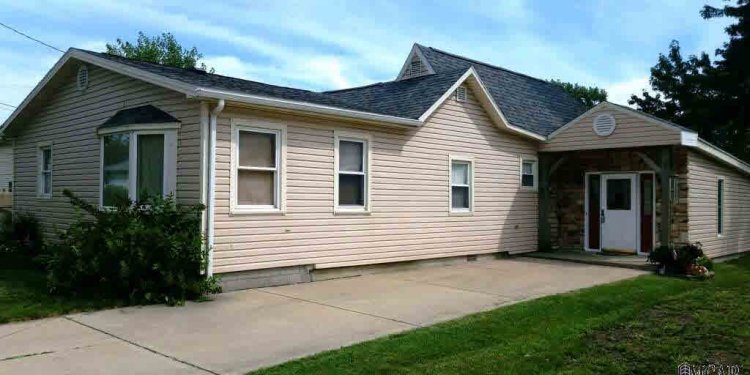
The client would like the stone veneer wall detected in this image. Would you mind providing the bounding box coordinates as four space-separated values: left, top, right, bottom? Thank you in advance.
548 147 688 250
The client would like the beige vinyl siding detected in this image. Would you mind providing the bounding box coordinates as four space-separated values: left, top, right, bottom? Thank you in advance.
212 87 538 274
687 150 750 258
13 64 201 238
542 106 682 152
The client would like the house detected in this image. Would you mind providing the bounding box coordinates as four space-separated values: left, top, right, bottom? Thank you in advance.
1 43 748 290
0 140 12 209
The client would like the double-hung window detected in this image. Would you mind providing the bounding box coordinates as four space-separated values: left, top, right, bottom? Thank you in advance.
717 177 724 236
450 157 473 213
232 121 285 214
520 156 538 191
335 133 370 213
101 130 177 206
38 144 52 198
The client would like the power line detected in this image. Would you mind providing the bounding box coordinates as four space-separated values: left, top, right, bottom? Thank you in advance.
0 21 64 53
0 102 17 109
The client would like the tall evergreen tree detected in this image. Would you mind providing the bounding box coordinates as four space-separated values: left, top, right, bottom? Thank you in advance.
629 0 749 161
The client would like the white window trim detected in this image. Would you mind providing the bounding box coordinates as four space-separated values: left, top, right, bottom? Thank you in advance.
230 119 287 215
449 155 474 215
717 176 725 237
334 130 372 215
519 155 538 191
99 128 178 207
37 142 52 199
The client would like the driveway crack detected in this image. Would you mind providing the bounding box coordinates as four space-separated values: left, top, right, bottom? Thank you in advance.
255 289 420 328
64 316 219 375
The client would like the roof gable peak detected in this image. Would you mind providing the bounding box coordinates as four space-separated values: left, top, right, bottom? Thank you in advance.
395 43 435 81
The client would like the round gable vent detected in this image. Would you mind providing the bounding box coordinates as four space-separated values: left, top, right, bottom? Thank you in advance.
76 65 89 91
593 113 616 136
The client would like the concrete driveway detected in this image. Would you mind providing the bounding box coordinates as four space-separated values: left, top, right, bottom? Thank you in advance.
0 257 644 374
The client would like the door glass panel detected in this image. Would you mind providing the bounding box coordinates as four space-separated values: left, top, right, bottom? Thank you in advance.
606 178 631 210
137 134 165 200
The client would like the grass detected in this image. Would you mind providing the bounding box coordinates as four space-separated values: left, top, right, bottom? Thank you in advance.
0 254 119 324
254 256 750 374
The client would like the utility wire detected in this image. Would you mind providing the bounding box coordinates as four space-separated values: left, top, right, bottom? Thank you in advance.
0 21 65 53
0 102 17 109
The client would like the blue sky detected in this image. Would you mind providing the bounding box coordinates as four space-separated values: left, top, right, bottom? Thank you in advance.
0 0 732 122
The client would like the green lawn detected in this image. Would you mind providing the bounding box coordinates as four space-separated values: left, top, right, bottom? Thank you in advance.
254 256 750 375
0 256 119 324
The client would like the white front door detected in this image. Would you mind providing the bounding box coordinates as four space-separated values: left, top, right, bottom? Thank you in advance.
601 174 637 252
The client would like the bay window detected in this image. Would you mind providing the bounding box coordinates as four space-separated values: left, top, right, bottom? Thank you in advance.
100 130 176 206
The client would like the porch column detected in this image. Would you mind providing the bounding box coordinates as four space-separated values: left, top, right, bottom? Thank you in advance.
658 147 673 247
538 154 552 251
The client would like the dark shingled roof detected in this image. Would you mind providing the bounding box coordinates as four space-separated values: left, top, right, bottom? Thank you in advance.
323 69 467 119
99 105 179 129
416 45 587 136
78 45 587 136
76 49 375 114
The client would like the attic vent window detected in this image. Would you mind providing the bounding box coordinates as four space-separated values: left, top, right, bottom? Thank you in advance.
77 66 89 91
593 113 616 136
455 86 467 102
410 60 422 76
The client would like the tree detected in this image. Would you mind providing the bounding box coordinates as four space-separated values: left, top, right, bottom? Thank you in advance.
630 0 749 161
106 32 213 73
549 79 608 108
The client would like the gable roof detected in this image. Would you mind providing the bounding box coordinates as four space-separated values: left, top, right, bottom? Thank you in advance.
324 68 466 119
415 44 588 136
99 105 179 130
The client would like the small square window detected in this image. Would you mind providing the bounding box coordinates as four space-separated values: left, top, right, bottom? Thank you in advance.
520 158 537 190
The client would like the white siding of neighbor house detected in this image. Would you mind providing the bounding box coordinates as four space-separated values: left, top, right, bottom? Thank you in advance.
212 87 539 274
687 150 750 258
13 64 201 238
542 106 682 152
0 145 12 192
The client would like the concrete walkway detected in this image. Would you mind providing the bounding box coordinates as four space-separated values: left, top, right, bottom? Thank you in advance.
0 258 645 374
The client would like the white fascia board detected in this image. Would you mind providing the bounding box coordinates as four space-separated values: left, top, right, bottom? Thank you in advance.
419 67 545 141
680 131 699 147
693 138 750 175
192 88 422 128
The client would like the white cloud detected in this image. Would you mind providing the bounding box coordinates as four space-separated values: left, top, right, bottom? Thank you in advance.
605 76 652 107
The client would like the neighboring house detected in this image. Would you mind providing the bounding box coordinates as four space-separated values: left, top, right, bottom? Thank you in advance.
0 141 12 208
1 43 748 289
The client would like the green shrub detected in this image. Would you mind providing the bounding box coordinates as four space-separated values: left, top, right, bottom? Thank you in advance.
647 242 706 275
45 189 220 305
0 211 44 257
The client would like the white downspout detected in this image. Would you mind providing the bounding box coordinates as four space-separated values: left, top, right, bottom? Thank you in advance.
207 99 225 277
